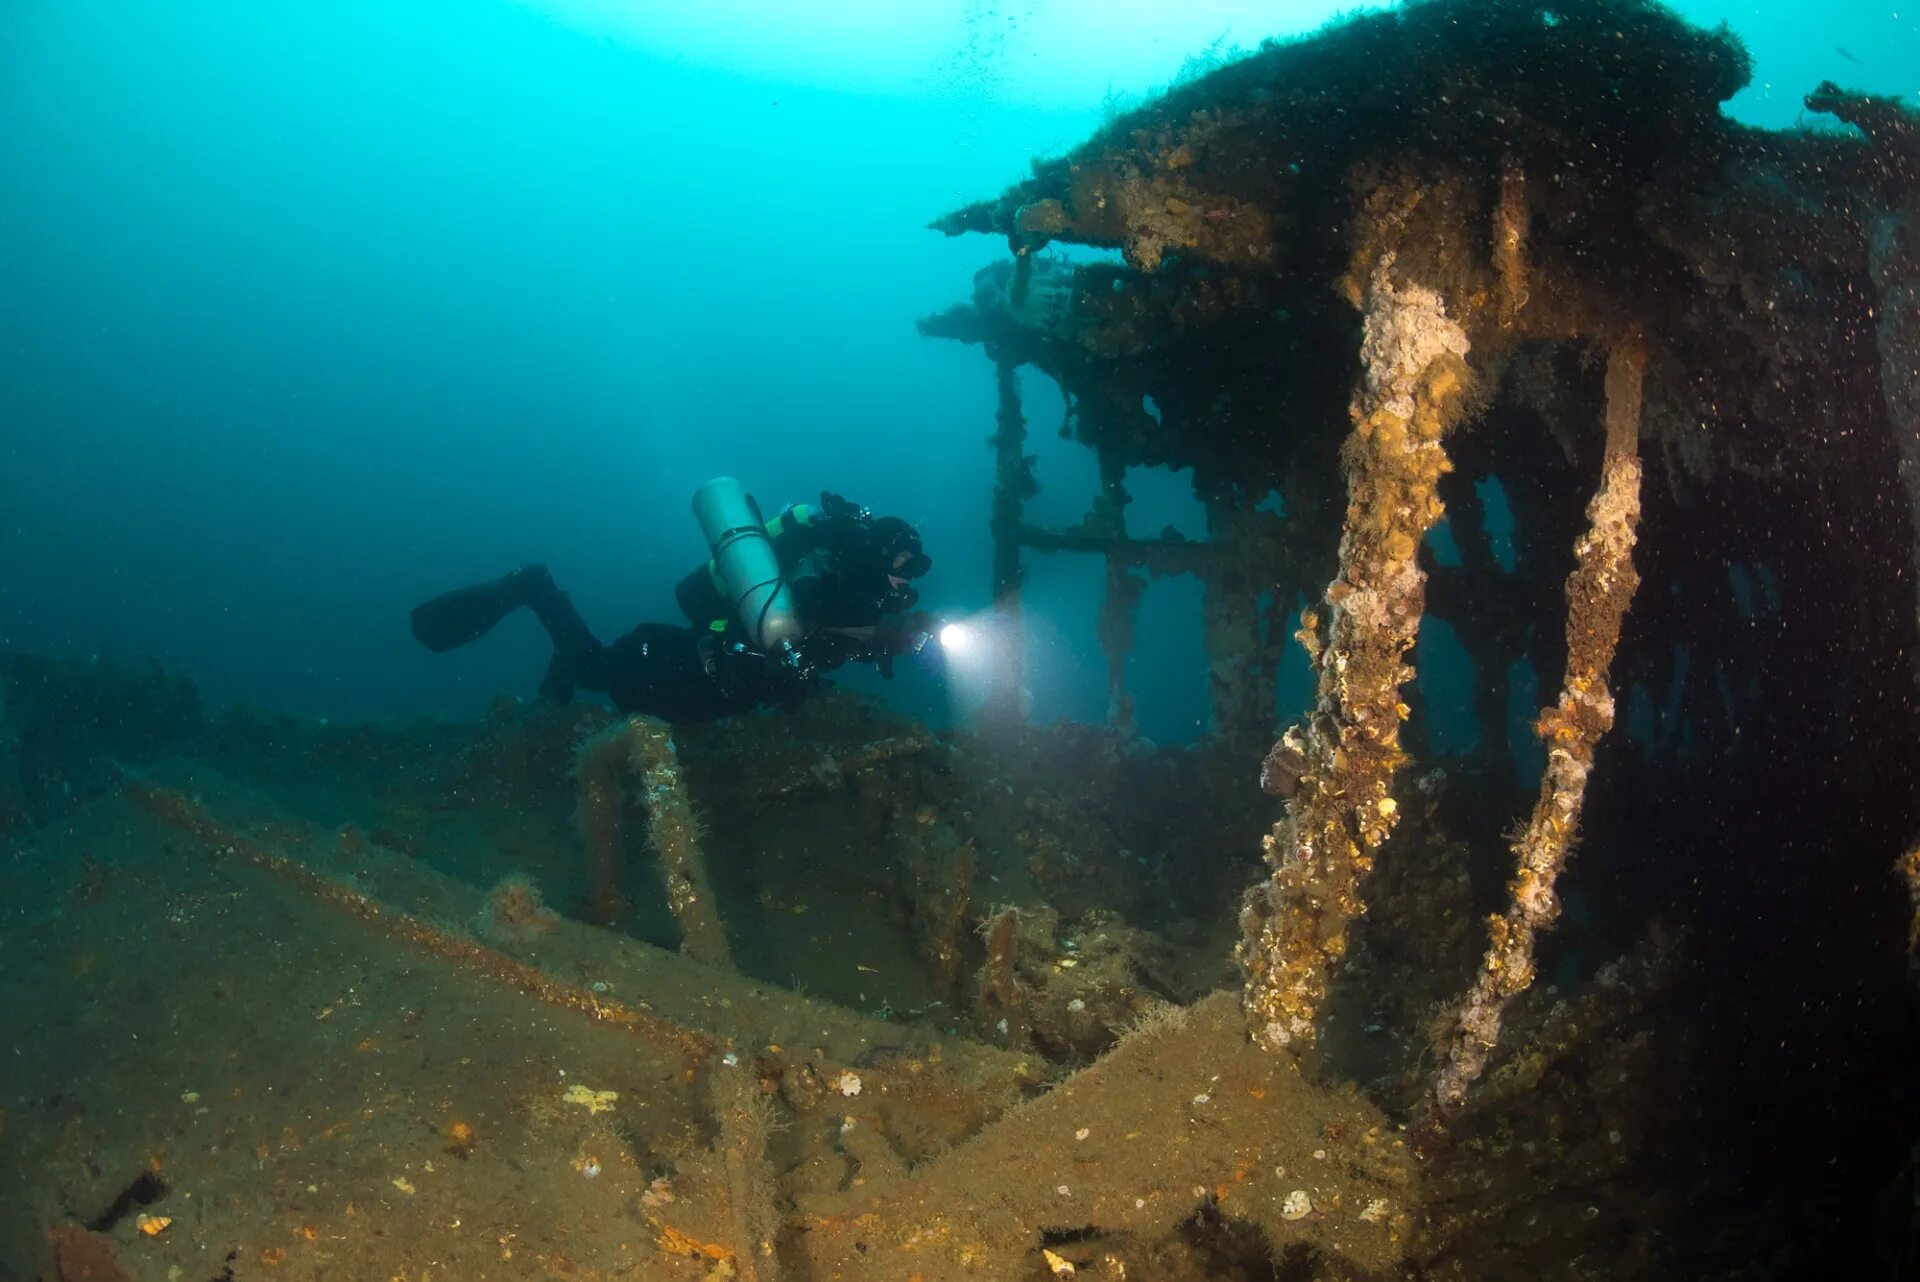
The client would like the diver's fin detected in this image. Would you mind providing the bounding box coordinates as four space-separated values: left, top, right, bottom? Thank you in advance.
410 565 552 653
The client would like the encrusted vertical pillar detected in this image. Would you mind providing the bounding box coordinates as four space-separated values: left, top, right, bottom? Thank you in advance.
975 906 1029 1048
1421 336 1647 1130
986 357 1032 724
577 717 732 967
1493 156 1530 328
901 826 976 1004
1239 253 1472 1052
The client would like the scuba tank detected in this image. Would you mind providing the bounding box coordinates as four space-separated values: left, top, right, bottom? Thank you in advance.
691 477 804 654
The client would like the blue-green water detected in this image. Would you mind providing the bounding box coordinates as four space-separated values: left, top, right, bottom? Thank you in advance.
2 0 1909 740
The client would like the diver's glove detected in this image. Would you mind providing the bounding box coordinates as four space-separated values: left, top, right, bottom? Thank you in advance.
913 631 949 674
873 610 935 679
818 491 872 526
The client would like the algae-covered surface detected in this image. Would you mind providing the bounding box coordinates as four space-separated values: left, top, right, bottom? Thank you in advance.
0 648 1905 1281
0 683 1286 1281
2 779 708 1280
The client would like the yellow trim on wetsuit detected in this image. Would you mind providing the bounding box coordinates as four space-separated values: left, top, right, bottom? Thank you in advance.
767 503 816 539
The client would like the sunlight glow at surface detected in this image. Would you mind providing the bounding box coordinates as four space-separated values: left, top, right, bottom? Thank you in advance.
521 0 1378 106
523 0 1916 125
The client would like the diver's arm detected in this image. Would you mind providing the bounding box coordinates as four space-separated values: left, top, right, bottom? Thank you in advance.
795 612 932 679
768 489 881 563
765 502 830 562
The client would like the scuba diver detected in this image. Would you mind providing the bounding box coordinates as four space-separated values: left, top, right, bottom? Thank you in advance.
408 480 934 723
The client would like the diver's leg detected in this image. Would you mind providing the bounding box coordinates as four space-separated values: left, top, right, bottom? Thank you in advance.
410 564 559 652
515 569 606 704
411 564 606 704
517 568 599 658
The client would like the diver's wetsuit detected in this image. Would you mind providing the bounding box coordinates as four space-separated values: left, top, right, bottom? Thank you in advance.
411 565 789 722
410 498 926 723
